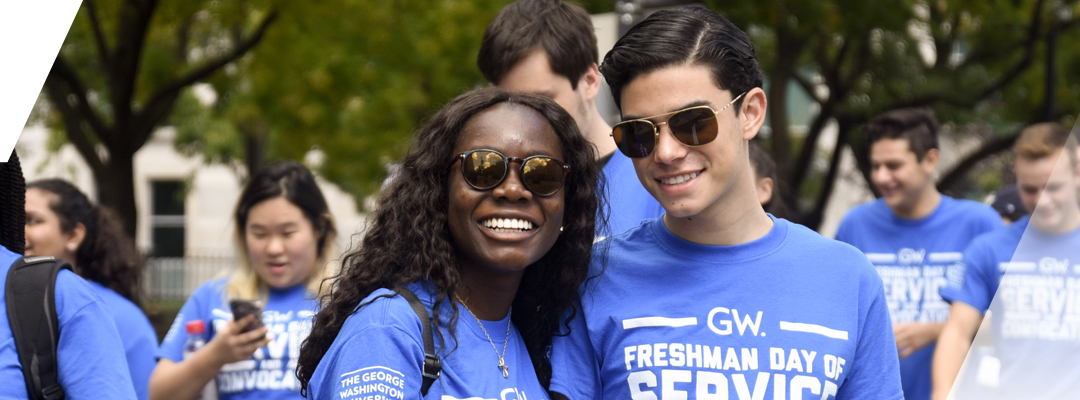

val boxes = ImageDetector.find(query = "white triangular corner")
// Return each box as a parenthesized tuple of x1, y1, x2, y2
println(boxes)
(0, 1, 84, 159)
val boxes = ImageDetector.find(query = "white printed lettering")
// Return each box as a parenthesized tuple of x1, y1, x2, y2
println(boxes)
(628, 371, 658, 400)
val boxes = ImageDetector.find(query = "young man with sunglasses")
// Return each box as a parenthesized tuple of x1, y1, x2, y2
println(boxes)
(834, 109, 1001, 400)
(547, 7, 903, 399)
(478, 0, 663, 237)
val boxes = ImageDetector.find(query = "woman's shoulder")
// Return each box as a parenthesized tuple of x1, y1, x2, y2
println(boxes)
(85, 281, 152, 326)
(342, 287, 424, 333)
(191, 277, 230, 297)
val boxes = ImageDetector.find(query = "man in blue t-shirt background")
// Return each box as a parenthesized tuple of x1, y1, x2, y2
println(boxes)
(835, 108, 1002, 400)
(477, 0, 663, 238)
(547, 7, 903, 400)
(933, 122, 1080, 400)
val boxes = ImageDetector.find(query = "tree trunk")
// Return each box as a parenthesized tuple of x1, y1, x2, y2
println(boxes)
(241, 118, 269, 178)
(95, 154, 138, 238)
(768, 27, 805, 176)
(1043, 21, 1058, 122)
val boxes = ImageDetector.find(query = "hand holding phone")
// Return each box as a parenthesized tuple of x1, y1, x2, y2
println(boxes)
(229, 299, 264, 333)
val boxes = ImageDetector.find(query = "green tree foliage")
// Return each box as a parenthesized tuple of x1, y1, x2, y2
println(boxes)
(173, 0, 509, 199)
(716, 0, 1080, 228)
(42, 0, 278, 235)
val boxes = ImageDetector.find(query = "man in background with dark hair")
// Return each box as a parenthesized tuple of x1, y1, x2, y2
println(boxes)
(835, 108, 1001, 400)
(478, 0, 662, 236)
(933, 123, 1080, 400)
(548, 7, 902, 399)
(0, 151, 136, 399)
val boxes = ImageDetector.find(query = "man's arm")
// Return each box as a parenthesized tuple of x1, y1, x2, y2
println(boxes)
(930, 302, 984, 400)
(894, 322, 946, 359)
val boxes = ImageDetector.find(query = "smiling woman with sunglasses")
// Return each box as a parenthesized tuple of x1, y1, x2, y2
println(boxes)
(296, 87, 603, 399)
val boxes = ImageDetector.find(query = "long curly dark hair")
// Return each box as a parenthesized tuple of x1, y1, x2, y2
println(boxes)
(26, 179, 145, 308)
(297, 87, 603, 392)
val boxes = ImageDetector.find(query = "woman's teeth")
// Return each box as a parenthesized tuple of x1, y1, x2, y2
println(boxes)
(661, 172, 699, 185)
(482, 218, 535, 232)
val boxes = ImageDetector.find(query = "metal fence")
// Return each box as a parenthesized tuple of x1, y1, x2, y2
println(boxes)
(145, 256, 237, 302)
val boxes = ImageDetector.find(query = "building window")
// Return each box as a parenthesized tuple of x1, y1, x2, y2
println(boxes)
(151, 180, 185, 257)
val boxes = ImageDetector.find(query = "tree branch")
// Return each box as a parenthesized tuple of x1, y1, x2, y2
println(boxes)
(972, 0, 1045, 100)
(176, 15, 193, 62)
(110, 0, 160, 133)
(42, 77, 106, 173)
(938, 131, 1021, 193)
(134, 10, 278, 145)
(792, 72, 825, 104)
(84, 0, 111, 64)
(48, 57, 111, 141)
(805, 121, 853, 229)
(813, 32, 851, 92)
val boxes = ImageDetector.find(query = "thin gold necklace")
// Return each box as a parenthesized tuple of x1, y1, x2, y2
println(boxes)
(458, 296, 512, 378)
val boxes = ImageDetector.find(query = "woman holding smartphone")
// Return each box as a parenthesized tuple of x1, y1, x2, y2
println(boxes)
(296, 88, 602, 399)
(150, 161, 337, 400)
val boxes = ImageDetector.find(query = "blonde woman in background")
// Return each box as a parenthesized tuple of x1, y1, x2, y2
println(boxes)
(149, 161, 337, 400)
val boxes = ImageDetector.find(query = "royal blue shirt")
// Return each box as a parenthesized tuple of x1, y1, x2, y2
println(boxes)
(308, 282, 549, 400)
(600, 150, 664, 238)
(940, 217, 1080, 399)
(158, 278, 317, 400)
(87, 280, 157, 400)
(0, 245, 137, 399)
(550, 217, 903, 399)
(835, 196, 1001, 400)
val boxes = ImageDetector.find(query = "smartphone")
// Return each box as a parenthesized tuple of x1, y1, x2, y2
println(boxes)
(229, 299, 264, 333)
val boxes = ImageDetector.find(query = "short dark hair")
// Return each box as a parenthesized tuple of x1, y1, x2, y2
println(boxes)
(478, 0, 597, 89)
(866, 108, 940, 161)
(600, 7, 763, 112)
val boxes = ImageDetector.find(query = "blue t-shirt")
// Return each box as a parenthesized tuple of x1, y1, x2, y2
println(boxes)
(158, 278, 317, 400)
(550, 217, 903, 399)
(940, 217, 1080, 399)
(600, 150, 664, 238)
(86, 280, 158, 400)
(308, 282, 549, 400)
(834, 196, 1001, 400)
(0, 245, 137, 399)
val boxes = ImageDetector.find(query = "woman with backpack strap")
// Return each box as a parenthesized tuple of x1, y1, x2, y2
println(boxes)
(296, 88, 603, 399)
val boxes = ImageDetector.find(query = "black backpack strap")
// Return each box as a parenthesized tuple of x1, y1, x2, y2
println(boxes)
(394, 286, 440, 396)
(5, 256, 71, 400)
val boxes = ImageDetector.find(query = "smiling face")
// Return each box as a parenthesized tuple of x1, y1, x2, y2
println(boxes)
(244, 196, 320, 289)
(870, 138, 938, 214)
(620, 64, 758, 220)
(24, 188, 79, 264)
(447, 102, 565, 276)
(1016, 151, 1080, 233)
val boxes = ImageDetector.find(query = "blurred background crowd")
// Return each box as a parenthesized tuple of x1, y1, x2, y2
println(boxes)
(11, 0, 1080, 337)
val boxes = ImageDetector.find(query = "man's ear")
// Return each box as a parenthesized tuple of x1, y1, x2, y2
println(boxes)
(580, 64, 602, 101)
(740, 87, 767, 141)
(922, 148, 940, 172)
(757, 177, 774, 206)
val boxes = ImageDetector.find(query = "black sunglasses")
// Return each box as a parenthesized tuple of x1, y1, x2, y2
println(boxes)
(611, 92, 746, 158)
(454, 149, 570, 196)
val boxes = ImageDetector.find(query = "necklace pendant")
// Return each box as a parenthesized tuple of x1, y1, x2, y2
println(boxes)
(498, 358, 509, 378)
